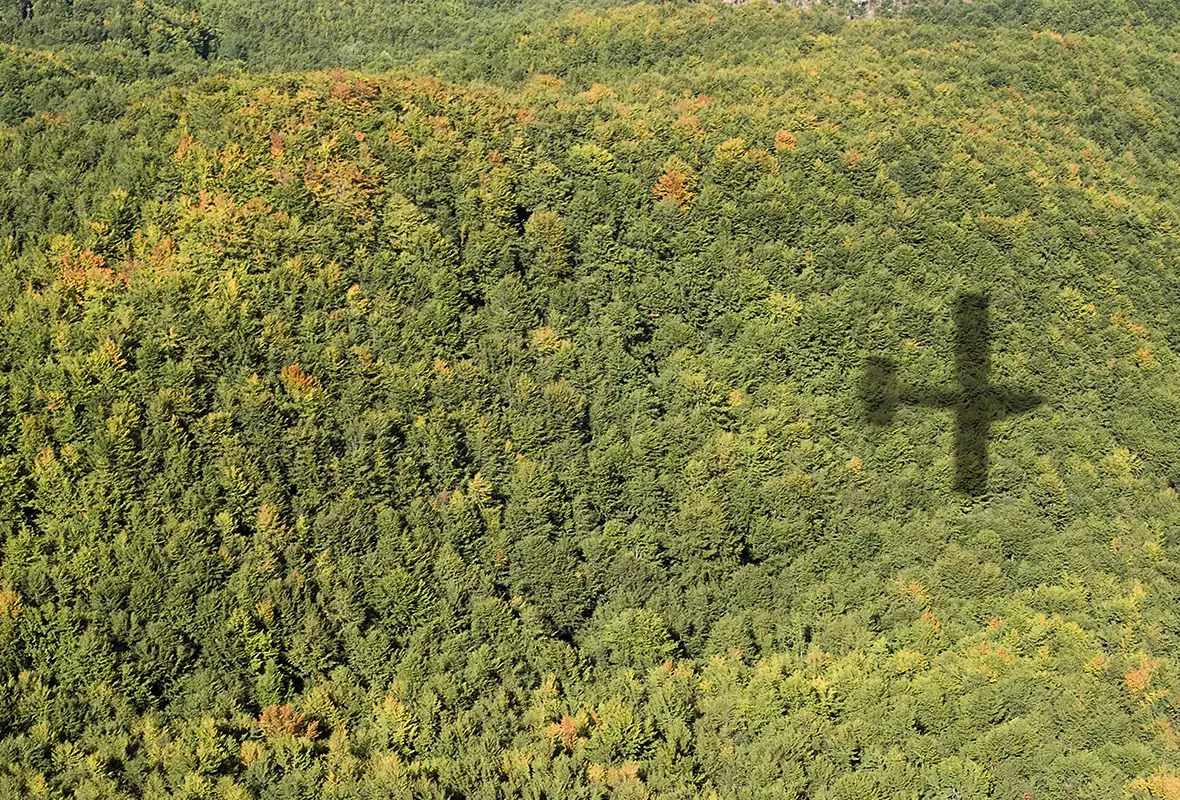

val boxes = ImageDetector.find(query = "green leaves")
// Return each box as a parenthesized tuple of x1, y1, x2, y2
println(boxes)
(5, 5, 1180, 799)
(596, 608, 677, 668)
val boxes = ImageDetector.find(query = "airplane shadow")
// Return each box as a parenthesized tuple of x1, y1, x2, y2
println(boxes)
(862, 293, 1042, 495)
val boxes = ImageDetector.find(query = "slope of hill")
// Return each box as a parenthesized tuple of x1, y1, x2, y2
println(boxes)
(3, 3, 1180, 799)
(4, 0, 1180, 79)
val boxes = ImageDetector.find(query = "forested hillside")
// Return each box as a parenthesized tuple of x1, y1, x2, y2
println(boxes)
(4, 1, 1180, 798)
(3, 0, 1180, 78)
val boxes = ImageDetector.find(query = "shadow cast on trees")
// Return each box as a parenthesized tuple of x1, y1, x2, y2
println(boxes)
(862, 292, 1042, 495)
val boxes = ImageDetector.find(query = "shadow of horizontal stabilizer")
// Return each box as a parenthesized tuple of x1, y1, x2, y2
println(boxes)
(862, 355, 901, 426)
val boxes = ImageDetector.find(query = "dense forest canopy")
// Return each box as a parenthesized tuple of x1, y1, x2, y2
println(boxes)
(3, 0, 1180, 798)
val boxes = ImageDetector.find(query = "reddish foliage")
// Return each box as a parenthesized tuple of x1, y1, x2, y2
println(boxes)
(258, 704, 320, 740)
(652, 170, 693, 207)
(281, 363, 323, 400)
